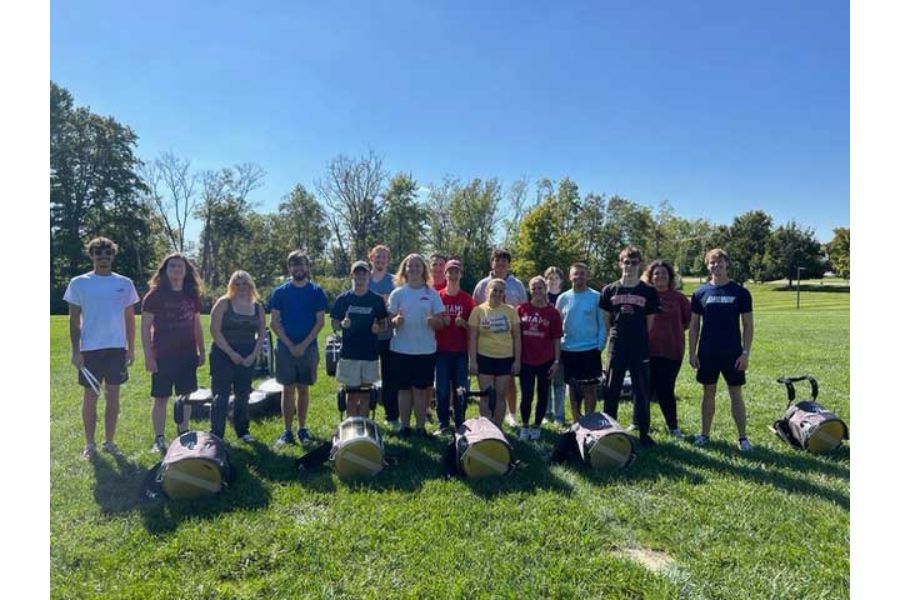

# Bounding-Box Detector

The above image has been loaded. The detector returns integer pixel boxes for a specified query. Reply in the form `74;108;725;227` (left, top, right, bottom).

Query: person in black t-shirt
330;261;388;417
600;246;660;447
688;248;754;452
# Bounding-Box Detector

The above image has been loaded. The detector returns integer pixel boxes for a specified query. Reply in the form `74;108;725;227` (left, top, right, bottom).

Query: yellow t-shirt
469;303;519;358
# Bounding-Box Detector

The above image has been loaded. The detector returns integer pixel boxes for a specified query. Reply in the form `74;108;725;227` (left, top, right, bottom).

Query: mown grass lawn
50;281;849;599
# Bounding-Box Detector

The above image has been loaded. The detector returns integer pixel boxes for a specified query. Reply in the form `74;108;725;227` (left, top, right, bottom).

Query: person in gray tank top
209;271;266;441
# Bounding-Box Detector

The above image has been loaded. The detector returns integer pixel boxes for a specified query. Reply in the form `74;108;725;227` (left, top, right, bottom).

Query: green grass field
50;281;849;599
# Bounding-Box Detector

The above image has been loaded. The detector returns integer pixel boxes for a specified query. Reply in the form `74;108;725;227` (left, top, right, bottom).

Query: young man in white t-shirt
64;237;140;458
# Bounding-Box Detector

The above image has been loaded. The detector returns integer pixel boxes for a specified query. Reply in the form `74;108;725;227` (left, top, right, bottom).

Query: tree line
50;81;850;314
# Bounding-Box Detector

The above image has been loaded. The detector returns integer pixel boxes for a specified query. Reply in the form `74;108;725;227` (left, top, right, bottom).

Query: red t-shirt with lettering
517;302;563;366
436;289;475;353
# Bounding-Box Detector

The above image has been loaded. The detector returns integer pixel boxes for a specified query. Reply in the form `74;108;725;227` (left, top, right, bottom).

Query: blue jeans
548;362;566;423
435;352;469;428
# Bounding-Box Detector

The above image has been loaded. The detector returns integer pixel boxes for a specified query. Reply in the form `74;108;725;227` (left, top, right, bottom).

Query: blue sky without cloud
51;0;848;242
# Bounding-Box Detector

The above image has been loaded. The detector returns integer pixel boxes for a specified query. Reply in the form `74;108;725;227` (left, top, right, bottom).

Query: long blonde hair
393;253;431;287
226;270;259;302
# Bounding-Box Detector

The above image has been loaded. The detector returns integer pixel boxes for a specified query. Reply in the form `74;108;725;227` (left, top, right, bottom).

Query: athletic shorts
391;352;436;389
337;359;380;388
151;355;199;398
560;349;602;384
696;354;746;387
476;354;514;376
78;348;128;388
276;342;319;386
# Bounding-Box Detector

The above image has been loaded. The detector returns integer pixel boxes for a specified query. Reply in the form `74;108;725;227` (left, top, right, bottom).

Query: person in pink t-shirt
516;276;562;441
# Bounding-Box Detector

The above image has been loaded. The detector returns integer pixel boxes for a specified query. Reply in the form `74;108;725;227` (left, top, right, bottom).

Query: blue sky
50;0;848;242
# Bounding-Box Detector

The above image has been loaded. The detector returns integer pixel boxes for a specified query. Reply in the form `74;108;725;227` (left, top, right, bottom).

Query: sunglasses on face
92;248;114;257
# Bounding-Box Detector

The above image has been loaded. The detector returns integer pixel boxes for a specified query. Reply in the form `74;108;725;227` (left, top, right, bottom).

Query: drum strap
342;451;382;474
164;469;221;492
468;447;509;474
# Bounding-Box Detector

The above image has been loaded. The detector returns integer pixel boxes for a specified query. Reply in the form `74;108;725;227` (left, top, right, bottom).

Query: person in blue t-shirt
269;250;328;446
331;261;388;418
688;248;755;452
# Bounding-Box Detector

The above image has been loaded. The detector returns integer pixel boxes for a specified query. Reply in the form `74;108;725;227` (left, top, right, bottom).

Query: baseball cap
445;259;463;271
350;260;371;273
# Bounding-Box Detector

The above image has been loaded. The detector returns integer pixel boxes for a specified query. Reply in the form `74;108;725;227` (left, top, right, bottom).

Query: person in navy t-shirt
688;248;755;452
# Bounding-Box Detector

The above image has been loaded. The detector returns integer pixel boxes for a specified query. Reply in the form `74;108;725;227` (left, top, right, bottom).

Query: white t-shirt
387;284;445;355
63;272;140;351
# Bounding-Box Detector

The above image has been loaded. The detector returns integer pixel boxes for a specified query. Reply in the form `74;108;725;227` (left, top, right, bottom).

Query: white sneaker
153;436;167;454
82;443;96;459
530;427;541;441
505;413;518;427
694;434;709;447
669;428;685;440
738;438;753;452
240;433;256;443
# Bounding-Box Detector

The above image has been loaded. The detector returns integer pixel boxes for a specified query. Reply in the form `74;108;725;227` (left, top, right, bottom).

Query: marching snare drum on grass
330;417;386;479
772;375;848;454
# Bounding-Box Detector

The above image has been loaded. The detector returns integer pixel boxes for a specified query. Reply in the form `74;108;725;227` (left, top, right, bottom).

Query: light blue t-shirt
555;287;607;352
369;272;395;341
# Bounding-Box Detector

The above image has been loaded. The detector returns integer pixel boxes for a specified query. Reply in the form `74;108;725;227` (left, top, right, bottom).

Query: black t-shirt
548;291;562;306
599;280;660;359
330;290;388;361
691;280;752;357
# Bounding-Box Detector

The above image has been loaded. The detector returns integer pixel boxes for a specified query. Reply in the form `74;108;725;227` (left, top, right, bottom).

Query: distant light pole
796;266;806;309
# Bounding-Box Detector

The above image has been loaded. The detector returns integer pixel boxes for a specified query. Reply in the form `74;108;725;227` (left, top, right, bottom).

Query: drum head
161;459;223;499
806;420;845;454
334;439;384;478
460;439;511;478
587;432;633;468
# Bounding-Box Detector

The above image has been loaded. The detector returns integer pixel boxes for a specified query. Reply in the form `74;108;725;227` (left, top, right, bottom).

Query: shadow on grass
772;284;849;294
90;447;272;535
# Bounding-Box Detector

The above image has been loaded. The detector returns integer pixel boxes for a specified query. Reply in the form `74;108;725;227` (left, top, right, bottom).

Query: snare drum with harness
772;375;848;454
325;333;342;377
154;431;236;500
443;387;515;478
552;412;636;469
330;417;386;478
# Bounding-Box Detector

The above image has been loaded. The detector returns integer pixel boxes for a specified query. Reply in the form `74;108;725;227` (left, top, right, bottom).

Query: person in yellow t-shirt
468;278;521;426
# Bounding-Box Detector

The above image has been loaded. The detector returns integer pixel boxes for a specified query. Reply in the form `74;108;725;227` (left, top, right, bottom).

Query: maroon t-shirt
436;289;475;353
648;288;692;361
517;302;563;366
142;287;201;359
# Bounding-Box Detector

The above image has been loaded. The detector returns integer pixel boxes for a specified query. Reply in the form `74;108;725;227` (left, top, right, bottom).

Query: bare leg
569;383;582;422
398;389;413;427
282;385;297;431
701;384;717;436
152;397;169;437
583;384;598;415
506;378;517;418
413;388;428;429
477;375;495;419
493;376;510;427
297;385;310;428
103;384;120;443
82;389;99;445
728;385;747;439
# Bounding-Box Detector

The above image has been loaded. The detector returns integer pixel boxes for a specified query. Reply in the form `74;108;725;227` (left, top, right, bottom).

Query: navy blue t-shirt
330;290;388;361
268;280;328;350
691;280;752;357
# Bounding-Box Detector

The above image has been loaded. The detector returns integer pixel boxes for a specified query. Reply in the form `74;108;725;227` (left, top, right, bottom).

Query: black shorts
391;352;436;389
78;348;128;388
560;349;602;384
151;355;199;398
476;354;514;376
696;354;746;387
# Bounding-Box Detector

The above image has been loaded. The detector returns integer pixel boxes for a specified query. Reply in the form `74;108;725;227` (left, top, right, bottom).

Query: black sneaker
275;430;295;447
399;427;412;438
639;434;657;448
414;428;427;438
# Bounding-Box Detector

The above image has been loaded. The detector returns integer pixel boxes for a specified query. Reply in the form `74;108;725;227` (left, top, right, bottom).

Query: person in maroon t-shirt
643;260;692;439
434;259;474;433
516;276;562;441
141;253;205;453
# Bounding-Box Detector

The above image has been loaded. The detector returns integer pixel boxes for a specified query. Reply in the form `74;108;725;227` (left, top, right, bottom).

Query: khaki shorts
336;359;380;388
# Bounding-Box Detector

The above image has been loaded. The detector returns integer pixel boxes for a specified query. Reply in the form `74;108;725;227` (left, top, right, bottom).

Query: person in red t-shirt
516;276;562;441
434;259;474;433
643;259;691;439
141;253;205;453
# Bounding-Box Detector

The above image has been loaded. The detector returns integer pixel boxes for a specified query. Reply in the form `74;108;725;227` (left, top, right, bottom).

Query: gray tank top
221;300;260;346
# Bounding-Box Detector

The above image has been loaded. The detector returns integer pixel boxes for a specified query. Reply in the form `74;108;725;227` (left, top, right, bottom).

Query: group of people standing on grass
65;235;754;459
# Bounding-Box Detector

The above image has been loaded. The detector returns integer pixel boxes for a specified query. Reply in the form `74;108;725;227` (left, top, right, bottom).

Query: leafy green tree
763;221;825;287
826;227;850;279
381;173;427;261
277;184;330;259
50;81;155;312
708;210;773;282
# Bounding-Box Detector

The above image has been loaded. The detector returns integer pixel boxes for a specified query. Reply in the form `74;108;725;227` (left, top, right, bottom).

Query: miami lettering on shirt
521;312;550;338
610;293;647;315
